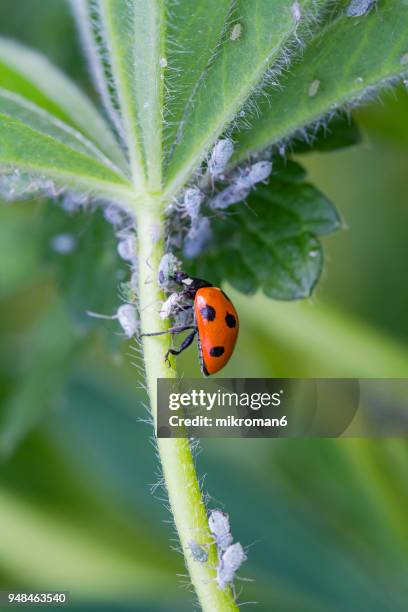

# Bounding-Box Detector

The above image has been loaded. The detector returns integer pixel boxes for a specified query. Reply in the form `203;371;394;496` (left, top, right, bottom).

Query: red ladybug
143;272;239;376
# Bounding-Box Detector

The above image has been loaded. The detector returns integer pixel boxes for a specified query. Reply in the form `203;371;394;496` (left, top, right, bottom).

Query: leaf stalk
136;202;239;611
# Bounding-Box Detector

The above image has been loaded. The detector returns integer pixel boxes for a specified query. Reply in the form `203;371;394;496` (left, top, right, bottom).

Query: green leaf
0;202;128;458
292;114;362;153
233;2;408;160
96;0;165;188
163;0;233;157
0;37;127;171
0;206;41;295
188;172;340;300
163;0;330;197
0;301;81;459
0;88;123;170
42;207;127;334
272;157;307;183
69;0;126;145
0;113;132;202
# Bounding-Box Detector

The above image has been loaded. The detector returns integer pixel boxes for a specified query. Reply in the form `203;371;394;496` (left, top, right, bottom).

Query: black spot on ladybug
221;290;232;302
225;313;236;328
200;304;216;321
210;346;225;357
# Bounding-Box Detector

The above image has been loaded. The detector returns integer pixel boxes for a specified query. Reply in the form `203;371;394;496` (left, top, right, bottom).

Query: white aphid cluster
0;169;41;201
180;188;212;258
209;160;272;210
0;169;91;212
0;166;140;339
208;509;247;590
173;138;272;259
97;202;139;338
157;253;194;327
346;0;376;17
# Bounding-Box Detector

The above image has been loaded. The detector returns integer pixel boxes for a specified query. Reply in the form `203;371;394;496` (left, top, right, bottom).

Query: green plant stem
136;202;239;612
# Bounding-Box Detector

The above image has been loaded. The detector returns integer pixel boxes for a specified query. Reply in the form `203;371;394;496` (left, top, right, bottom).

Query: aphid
142;273;239;376
0;169;36;201
183;217;212;259
87;304;138;338
188;540;209;563
291;1;301;23
104;204;125;226
183;187;205;220
208;510;233;551
208;139;234;179
117;236;136;262
120;272;138;304
243;160;272;185
216;542;247;590
230;23;243;41
160;292;183;320
308;79;320;97
61;191;88;212
50;233;76;255
158;253;183;289
346;0;376;17
209;182;251;210
117;304;138;338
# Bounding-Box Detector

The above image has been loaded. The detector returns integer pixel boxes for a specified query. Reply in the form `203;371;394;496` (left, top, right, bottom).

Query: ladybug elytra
143;273;239;376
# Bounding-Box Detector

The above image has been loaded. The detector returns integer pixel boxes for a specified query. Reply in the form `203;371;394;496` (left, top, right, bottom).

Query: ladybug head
172;271;190;284
171;272;213;297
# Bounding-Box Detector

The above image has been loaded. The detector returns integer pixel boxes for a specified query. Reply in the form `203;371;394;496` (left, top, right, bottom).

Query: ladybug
143;272;239;376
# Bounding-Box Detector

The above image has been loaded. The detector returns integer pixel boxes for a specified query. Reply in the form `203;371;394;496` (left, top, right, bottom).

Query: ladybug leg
165;330;197;367
142;325;196;337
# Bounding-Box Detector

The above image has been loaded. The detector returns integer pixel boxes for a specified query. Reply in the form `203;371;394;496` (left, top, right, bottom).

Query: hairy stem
136;202;238;611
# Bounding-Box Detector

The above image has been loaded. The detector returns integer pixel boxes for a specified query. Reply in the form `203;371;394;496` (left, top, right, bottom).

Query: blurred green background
0;1;407;611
